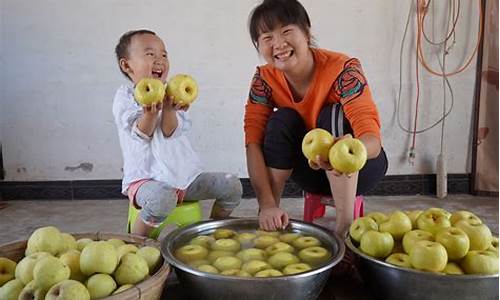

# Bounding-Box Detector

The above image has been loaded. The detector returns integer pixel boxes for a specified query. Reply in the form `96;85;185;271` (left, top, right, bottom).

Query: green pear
385;253;411;268
298;246;331;266
18;280;47;300
220;269;241;276
253;236;280;249
187;260;210;268
282;263;312;275
106;238;126;249
402;230;434;255
85;273;116;299
58;250;85;282
117;244;139;261
213;256;242;271
76;238;93;252
460;250;499;275
359;230;394;258
435;227;470;260
114;253;149;285
450;210;482;225
254;269;283;277
211;239;240;252
454;219;492;251
58;233;77;255
365;211;389;226
241;260;272;275
265;242;294;255
349;217;378;243
15;252;51;285
45;279;90;300
404;210;423;229
189;235;215;248
33;256;70;290
80;241;118;276
206;250;233;263
0;278;24;300
213;228;236;240
236;232;257;245
166;74;199;106
267;252;300;269
409;240;447;272
292;236;321;250
442;262;464;275
0;257;17;286
301;128;334;162
426;207;451;219
236;248;267;262
379;211;412;240
112;284;134;295
176;245;209;263
136;246;162;274
279;233;302;243
197;264;219;274
25;226;63;256
416;209;451;235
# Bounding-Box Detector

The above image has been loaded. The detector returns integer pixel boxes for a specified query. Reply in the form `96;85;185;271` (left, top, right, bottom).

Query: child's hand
142;101;163;115
163;96;190;111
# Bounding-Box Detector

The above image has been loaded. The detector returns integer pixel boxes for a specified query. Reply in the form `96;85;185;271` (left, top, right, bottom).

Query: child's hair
115;29;157;80
248;0;312;49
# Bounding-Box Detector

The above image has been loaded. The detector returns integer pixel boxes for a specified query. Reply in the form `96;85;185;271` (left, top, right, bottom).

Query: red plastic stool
303;192;364;222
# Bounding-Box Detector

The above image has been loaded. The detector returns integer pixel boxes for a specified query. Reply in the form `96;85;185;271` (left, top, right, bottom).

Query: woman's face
257;24;310;73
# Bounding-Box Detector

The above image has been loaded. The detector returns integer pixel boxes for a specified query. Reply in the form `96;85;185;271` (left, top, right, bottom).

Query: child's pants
133;172;242;227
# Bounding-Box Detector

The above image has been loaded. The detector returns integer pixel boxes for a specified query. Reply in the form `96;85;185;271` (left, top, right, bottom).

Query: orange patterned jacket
244;48;381;145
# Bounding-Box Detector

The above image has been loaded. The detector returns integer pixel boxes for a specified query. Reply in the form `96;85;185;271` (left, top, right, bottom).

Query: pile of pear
0;226;163;300
349;208;499;275
174;228;332;278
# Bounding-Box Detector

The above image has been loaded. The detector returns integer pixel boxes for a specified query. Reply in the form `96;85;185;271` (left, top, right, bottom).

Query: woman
244;0;388;235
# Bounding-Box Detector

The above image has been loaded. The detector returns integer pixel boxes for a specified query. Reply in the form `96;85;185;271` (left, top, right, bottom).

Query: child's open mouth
152;70;163;79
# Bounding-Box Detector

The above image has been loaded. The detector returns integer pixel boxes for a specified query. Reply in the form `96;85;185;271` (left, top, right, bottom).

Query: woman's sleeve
331;58;381;140
244;67;274;145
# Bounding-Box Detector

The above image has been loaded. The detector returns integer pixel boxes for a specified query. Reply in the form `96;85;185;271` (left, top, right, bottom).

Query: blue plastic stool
127;201;202;239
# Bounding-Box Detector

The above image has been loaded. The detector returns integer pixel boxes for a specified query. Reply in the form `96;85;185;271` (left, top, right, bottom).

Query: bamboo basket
0;231;170;300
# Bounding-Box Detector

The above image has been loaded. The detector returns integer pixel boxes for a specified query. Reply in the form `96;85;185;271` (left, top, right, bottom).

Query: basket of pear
162;218;344;300
346;208;499;300
0;226;169;300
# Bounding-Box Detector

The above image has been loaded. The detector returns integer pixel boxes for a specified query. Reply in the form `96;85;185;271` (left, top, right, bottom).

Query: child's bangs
254;6;296;35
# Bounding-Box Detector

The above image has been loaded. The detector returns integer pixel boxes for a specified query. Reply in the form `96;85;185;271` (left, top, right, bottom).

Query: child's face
257;24;310;73
121;33;169;84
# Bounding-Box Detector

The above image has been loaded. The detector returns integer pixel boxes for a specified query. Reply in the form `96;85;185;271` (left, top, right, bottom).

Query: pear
32;256;70;290
25;226;63;256
58;233;77;255
18;280;47;300
112;284;134;295
268;252;300;269
0;278;24;300
80;241;118;276
385;253;411;268
58;250;86;282
45;279;90;300
114;253;149;285
76;238;93;252
379;211;412;240
106;238;126;249
15;252;51;285
460;250;499;275
0;257;17;286
117;244;139;261
454;220;492;251
137;246;162;274
85;273;116;299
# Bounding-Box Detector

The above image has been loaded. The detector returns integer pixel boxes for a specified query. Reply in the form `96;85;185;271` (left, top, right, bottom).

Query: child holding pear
112;29;242;238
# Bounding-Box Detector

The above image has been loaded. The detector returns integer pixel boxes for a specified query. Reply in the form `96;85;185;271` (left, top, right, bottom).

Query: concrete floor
0;194;498;299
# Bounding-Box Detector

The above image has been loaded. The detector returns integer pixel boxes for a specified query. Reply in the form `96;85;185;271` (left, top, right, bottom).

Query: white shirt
112;84;202;194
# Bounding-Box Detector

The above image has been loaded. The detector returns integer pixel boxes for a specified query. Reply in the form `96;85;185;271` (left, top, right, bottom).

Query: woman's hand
309;134;354;178
258;207;289;231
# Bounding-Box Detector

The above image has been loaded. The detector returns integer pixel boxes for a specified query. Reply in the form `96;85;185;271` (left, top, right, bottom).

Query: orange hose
416;0;483;77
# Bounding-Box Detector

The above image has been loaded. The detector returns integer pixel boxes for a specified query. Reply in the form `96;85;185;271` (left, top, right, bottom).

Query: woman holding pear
243;0;388;235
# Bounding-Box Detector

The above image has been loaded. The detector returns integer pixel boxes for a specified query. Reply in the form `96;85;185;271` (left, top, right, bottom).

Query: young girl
244;0;388;235
113;29;242;237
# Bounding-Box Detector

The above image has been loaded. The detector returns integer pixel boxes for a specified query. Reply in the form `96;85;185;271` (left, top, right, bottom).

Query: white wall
0;0;481;181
